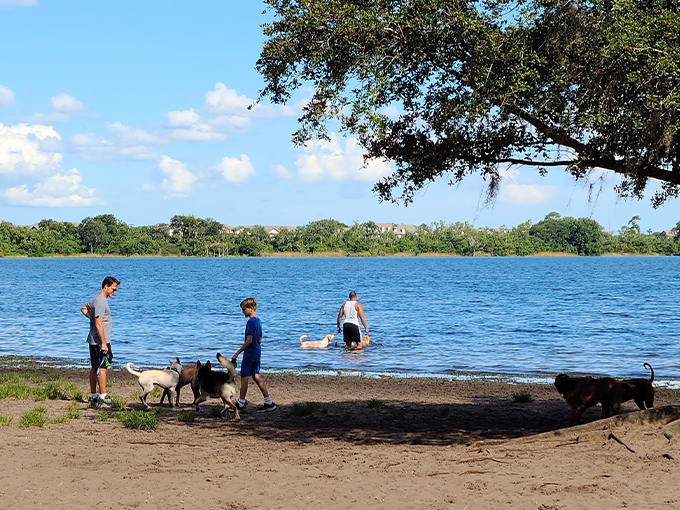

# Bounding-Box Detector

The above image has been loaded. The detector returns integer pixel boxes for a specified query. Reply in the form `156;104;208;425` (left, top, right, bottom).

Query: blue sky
1;0;679;233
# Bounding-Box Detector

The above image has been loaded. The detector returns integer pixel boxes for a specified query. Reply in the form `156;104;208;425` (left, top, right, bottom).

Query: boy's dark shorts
240;360;260;377
89;344;113;370
343;323;361;346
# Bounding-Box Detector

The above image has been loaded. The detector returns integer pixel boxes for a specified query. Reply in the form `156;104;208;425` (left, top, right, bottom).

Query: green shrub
366;398;385;409
209;407;224;418
108;396;127;411
0;383;32;399
177;410;195;422
116;410;158;430
64;401;81;420
512;391;535;403
34;382;70;400
20;407;48;427
291;402;322;416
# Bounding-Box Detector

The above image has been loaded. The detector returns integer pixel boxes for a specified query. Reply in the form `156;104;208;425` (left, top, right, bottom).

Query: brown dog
554;374;632;425
620;363;655;410
160;358;200;407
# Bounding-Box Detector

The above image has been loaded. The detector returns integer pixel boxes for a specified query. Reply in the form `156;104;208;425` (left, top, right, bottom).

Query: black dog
192;357;239;419
620;363;655;410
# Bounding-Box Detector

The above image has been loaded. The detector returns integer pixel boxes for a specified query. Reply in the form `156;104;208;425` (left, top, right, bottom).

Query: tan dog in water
349;335;371;348
299;334;334;348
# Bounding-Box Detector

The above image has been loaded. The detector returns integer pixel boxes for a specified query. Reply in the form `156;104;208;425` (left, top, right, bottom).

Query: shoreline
0;251;668;258
3;355;678;388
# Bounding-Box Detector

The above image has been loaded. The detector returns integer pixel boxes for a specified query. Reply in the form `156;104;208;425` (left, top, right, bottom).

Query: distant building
374;223;417;237
227;225;297;236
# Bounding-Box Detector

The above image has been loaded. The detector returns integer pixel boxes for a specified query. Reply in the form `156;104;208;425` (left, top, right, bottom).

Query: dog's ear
206;360;212;369
169;359;173;365
176;357;180;363
196;360;202;368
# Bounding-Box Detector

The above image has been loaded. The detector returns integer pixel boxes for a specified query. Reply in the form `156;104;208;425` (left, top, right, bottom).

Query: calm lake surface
0;257;678;382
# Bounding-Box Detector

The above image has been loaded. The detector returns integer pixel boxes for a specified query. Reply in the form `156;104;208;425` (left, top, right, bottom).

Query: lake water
0;257;678;383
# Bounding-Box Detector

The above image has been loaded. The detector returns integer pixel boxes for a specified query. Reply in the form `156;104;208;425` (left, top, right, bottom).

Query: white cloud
50;93;85;113
164;108;202;127
108;122;163;146
0;85;15;108
0;123;101;207
212;154;255;183
202;82;301;118
209;115;251;133
498;167;555;205
273;164;291;179
158;155;196;197
294;134;392;183
169;124;227;142
21;112;73;123
69;122;163;161
203;83;252;114
0;123;62;175
4;169;101;207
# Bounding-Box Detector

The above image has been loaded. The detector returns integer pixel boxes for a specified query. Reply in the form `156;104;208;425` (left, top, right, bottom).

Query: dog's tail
644;363;655;382
299;335;308;344
126;362;142;378
216;353;237;380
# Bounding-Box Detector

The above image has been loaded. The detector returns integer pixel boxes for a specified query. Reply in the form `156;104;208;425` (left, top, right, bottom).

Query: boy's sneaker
98;395;112;405
235;401;246;411
262;402;277;412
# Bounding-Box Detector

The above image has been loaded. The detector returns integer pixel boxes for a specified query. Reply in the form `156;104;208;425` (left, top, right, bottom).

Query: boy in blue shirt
231;297;276;411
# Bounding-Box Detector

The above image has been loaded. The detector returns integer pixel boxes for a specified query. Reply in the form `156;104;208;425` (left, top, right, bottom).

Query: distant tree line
1;213;680;258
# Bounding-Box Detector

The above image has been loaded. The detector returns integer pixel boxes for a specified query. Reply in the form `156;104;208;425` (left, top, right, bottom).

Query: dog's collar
167;365;181;374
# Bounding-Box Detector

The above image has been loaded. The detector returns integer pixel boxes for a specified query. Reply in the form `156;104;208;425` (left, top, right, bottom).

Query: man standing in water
81;276;120;403
337;291;369;349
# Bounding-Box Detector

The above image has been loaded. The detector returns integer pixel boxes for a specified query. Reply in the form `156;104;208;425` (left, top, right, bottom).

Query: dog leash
96;351;112;376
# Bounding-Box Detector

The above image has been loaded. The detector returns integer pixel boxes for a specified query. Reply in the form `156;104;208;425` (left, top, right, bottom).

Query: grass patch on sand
116;410;158;430
0;383;32;399
366;398;385;409
177;410;195;422
292;402;323;416
512;391;535;403
0;377;83;401
109;396;127;411
0;415;13;426
292;402;354;419
20;407;49;427
20;402;82;427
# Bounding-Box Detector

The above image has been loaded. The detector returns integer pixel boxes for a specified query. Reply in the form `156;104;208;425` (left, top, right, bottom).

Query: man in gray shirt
81;276;120;403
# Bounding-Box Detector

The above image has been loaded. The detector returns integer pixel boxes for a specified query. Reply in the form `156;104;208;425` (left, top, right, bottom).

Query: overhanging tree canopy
257;0;680;207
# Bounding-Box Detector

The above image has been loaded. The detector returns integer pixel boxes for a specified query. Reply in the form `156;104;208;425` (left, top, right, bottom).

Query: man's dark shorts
343;323;361;346
89;344;113;370
240;360;260;377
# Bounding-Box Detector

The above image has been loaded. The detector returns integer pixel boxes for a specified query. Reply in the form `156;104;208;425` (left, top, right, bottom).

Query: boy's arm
80;303;90;318
336;304;344;333
232;335;253;361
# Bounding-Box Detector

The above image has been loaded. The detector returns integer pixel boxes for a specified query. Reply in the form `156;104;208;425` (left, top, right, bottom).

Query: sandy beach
1;364;680;509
